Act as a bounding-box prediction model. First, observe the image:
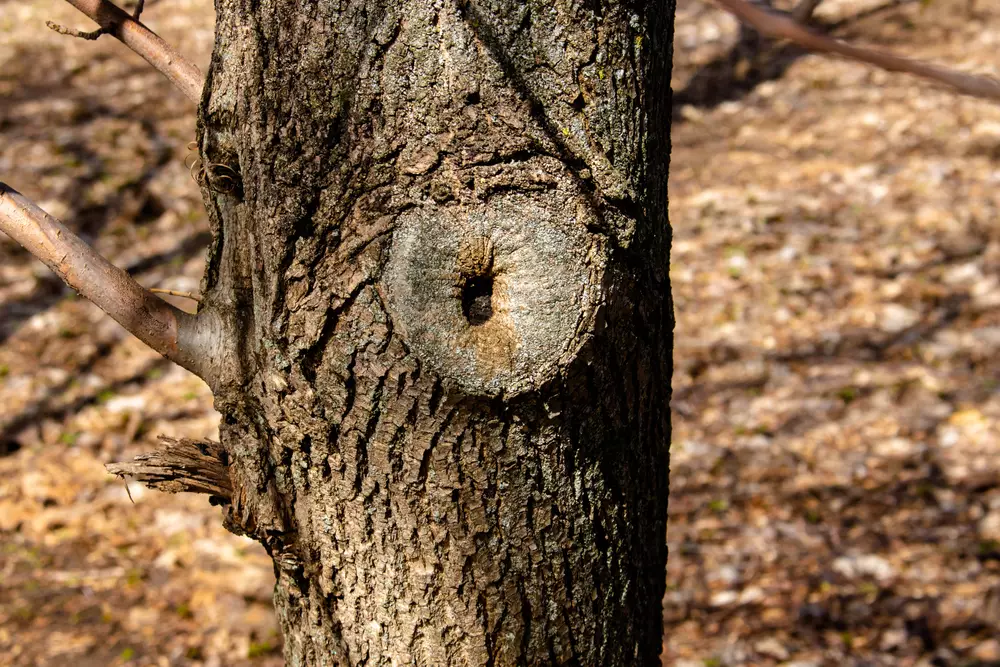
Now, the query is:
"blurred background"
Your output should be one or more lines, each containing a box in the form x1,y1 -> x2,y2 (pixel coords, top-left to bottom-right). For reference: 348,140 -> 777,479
1,0 -> 999,664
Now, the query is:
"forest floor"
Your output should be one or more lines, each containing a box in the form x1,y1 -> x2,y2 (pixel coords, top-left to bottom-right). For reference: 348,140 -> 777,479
1,0 -> 999,665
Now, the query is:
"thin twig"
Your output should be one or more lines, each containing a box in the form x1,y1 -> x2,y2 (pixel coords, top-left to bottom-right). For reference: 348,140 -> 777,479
46,0 -> 202,103
149,288 -> 202,302
715,0 -> 1000,102
0,182 -> 221,383
45,21 -> 108,40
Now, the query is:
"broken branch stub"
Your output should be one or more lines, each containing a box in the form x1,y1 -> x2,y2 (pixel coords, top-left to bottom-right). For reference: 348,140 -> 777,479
382,191 -> 606,396
107,437 -> 232,501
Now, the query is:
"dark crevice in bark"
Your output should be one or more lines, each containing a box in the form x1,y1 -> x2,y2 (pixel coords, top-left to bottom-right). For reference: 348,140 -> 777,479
427,377 -> 444,417
463,148 -> 540,167
340,349 -> 359,422
355,373 -> 385,493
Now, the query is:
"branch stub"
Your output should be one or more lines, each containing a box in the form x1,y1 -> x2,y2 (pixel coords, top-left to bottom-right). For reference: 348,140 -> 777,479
383,193 -> 606,396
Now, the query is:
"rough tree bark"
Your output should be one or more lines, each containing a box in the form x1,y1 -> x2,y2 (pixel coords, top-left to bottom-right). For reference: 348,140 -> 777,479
191,0 -> 675,664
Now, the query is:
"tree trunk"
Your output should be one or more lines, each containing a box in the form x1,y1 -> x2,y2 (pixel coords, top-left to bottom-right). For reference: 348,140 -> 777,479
196,0 -> 674,664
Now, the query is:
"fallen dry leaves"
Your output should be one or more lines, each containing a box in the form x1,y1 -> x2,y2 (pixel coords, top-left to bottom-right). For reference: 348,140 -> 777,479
668,0 -> 1000,664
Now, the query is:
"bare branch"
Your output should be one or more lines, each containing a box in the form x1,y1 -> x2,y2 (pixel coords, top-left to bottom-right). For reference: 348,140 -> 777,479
46,0 -> 145,39
715,0 -> 1000,103
107,436 -> 232,501
46,0 -> 202,103
0,182 -> 225,384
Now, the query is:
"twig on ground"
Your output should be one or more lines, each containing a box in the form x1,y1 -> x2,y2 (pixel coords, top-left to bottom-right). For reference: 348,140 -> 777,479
45,0 -> 202,103
715,0 -> 1000,102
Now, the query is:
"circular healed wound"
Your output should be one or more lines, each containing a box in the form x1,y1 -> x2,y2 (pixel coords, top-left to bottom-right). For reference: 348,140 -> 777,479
382,194 -> 605,396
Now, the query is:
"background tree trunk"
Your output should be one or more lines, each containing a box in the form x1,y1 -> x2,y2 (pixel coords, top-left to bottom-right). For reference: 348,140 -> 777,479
196,0 -> 674,663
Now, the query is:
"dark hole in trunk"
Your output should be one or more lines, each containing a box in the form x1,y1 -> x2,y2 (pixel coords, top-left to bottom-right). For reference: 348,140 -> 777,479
462,275 -> 494,325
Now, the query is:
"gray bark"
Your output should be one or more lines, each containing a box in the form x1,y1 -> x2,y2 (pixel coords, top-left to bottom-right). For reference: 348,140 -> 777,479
189,0 -> 675,664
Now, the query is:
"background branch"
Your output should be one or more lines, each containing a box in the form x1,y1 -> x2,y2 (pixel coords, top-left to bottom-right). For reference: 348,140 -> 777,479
0,182 -> 223,384
47,0 -> 203,103
716,0 -> 1000,102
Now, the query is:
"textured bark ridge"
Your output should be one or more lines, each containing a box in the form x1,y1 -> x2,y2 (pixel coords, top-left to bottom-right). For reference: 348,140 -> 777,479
197,0 -> 674,664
